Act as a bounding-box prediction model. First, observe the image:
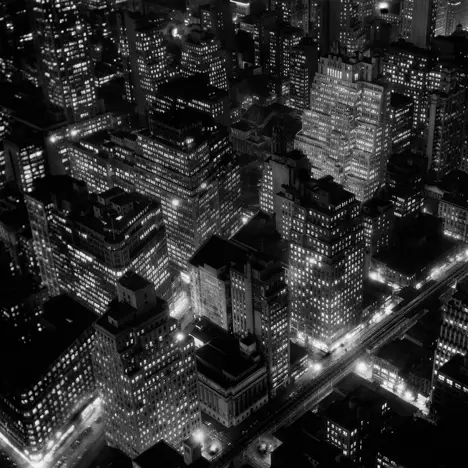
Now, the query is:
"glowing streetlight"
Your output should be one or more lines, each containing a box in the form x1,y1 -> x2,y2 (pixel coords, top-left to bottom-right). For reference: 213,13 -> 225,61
242,216 -> 248,224
313,362 -> 322,372
70,129 -> 79,137
356,361 -> 367,374
193,429 -> 204,444
176,332 -> 185,342
49,135 -> 57,144
172,199 -> 180,207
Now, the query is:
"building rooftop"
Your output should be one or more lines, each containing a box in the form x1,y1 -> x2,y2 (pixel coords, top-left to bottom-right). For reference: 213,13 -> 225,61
325,385 -> 386,431
0,295 -> 97,393
96,295 -> 169,337
118,271 -> 153,292
390,92 -> 412,108
439,169 -> 468,208
77,190 -> 160,244
438,353 -> 468,387
376,338 -> 432,381
195,324 -> 264,389
374,214 -> 460,276
134,441 -> 185,468
232,211 -> 289,265
189,235 -> 248,271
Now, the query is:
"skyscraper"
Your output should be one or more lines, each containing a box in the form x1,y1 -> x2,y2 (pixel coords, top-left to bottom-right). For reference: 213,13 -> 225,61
31,0 -> 96,122
384,40 -> 431,133
180,29 -> 229,91
120,10 -> 169,122
189,234 -> 290,396
26,178 -> 171,314
137,110 -> 241,273
328,0 -> 365,56
289,37 -> 318,111
426,64 -> 466,180
276,175 -> 364,350
93,272 -> 201,458
433,278 -> 468,376
259,124 -> 310,215
295,54 -> 390,202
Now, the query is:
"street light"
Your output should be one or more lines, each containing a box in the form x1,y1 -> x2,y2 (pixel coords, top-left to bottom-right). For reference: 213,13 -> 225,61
193,429 -> 204,444
356,361 -> 367,374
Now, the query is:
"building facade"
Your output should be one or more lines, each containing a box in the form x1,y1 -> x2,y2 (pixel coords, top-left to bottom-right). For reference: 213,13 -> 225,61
277,175 -> 364,350
295,54 -> 390,202
93,272 -> 201,458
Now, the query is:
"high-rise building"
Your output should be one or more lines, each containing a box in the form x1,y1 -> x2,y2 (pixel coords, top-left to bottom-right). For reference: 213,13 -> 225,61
426,64 -> 466,180
276,175 -> 364,350
93,272 -> 201,458
362,195 -> 394,269
26,178 -> 171,314
3,126 -> 47,193
328,0 -> 365,55
259,124 -> 310,215
389,93 -> 414,154
189,234 -> 290,395
383,40 -> 431,137
433,279 -> 468,376
271,0 -> 309,33
0,295 -> 96,466
295,54 -> 390,202
386,150 -> 426,220
191,318 -> 269,426
180,29 -> 229,91
289,37 -> 318,111
31,0 -> 96,122
137,110 -> 241,273
119,11 -> 169,122
267,22 -> 303,86
412,0 -> 437,48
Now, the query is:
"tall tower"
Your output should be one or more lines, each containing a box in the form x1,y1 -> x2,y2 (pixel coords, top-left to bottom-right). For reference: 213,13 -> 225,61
180,29 -> 229,91
295,54 -> 390,202
329,0 -> 365,56
277,175 -> 364,350
31,0 -> 96,122
136,110 -> 241,273
25,179 -> 171,314
120,11 -> 169,122
189,235 -> 291,396
93,272 -> 201,458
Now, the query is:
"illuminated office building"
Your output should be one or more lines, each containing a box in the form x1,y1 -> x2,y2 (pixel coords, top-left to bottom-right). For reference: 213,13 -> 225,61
120,10 -> 169,121
389,93 -> 413,154
259,123 -> 310,215
267,22 -> 303,81
154,75 -> 230,127
426,64 -> 466,180
276,175 -> 364,349
93,272 -> 201,458
272,0 -> 309,33
180,29 -> 229,91
0,295 -> 96,466
189,235 -> 290,396
3,127 -> 46,193
386,150 -> 425,220
26,178 -> 170,314
295,54 -> 390,202
31,0 -> 96,122
383,40 -> 431,132
137,110 -> 241,273
433,279 -> 468,376
329,0 -> 365,56
289,37 -> 318,111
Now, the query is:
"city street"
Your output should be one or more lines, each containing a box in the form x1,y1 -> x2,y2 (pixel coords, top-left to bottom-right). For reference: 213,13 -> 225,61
207,258 -> 468,468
